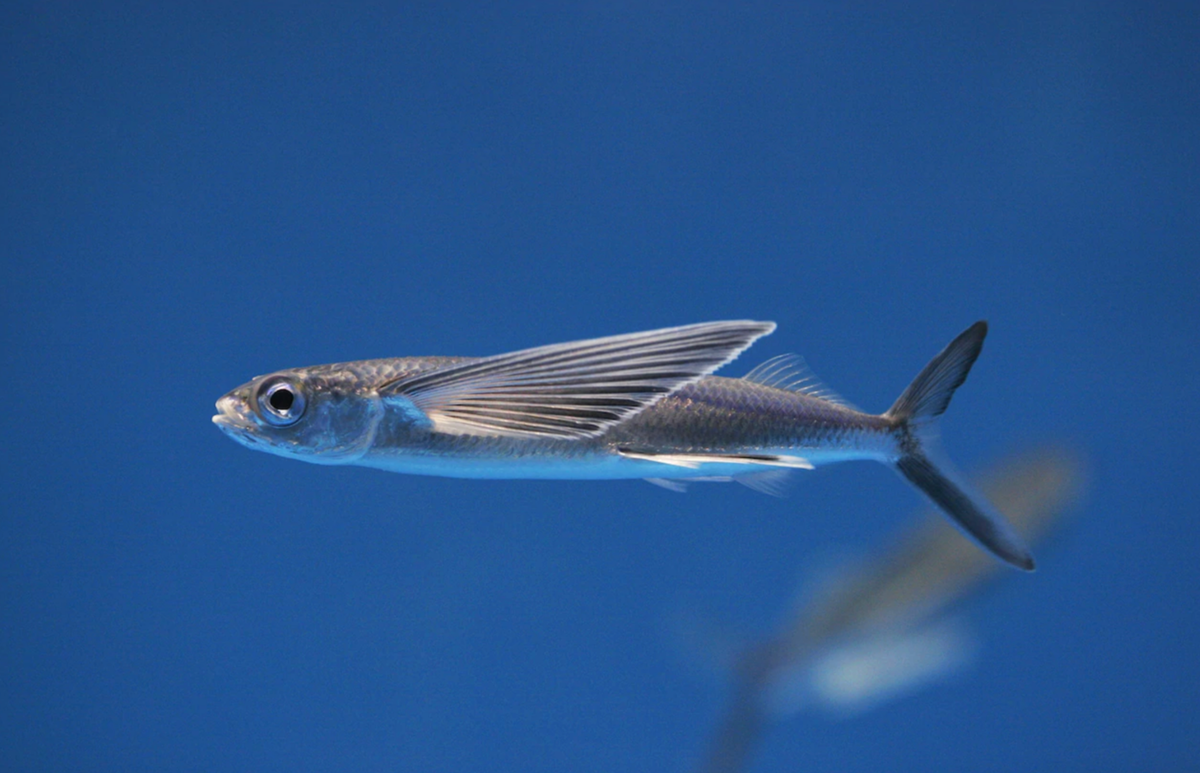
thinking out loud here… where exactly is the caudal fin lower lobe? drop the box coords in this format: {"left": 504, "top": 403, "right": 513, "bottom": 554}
{"left": 897, "top": 453, "right": 1036, "bottom": 571}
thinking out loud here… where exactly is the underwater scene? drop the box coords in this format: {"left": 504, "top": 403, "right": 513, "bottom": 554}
{"left": 3, "top": 5, "right": 1197, "bottom": 771}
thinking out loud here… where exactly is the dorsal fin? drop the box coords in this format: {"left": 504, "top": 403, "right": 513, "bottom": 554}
{"left": 743, "top": 354, "right": 855, "bottom": 408}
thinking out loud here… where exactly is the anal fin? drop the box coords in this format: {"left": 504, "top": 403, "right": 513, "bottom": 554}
{"left": 644, "top": 477, "right": 694, "bottom": 493}
{"left": 644, "top": 469, "right": 796, "bottom": 497}
{"left": 734, "top": 469, "right": 796, "bottom": 497}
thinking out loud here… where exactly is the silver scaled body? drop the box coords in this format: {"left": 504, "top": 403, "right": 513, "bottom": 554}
{"left": 213, "top": 320, "right": 1032, "bottom": 570}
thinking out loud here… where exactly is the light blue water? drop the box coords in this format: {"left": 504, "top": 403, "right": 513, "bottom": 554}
{"left": 3, "top": 5, "right": 1197, "bottom": 771}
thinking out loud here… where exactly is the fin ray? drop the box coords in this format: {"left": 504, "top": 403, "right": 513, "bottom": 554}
{"left": 734, "top": 468, "right": 796, "bottom": 497}
{"left": 743, "top": 353, "right": 854, "bottom": 408}
{"left": 378, "top": 321, "right": 775, "bottom": 439}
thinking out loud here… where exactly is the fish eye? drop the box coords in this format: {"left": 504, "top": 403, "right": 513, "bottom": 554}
{"left": 256, "top": 377, "right": 307, "bottom": 426}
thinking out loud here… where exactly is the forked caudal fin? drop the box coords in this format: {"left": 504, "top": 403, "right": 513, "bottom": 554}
{"left": 885, "top": 322, "right": 1036, "bottom": 571}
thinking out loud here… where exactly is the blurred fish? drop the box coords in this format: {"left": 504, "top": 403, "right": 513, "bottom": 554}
{"left": 213, "top": 320, "right": 1032, "bottom": 568}
{"left": 692, "top": 446, "right": 1086, "bottom": 773}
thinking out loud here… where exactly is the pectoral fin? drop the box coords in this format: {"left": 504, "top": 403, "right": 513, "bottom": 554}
{"left": 377, "top": 321, "right": 775, "bottom": 439}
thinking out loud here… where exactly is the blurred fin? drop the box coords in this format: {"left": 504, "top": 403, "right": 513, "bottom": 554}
{"left": 794, "top": 620, "right": 977, "bottom": 716}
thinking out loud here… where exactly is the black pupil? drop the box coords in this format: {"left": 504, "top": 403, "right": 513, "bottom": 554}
{"left": 269, "top": 387, "right": 295, "bottom": 412}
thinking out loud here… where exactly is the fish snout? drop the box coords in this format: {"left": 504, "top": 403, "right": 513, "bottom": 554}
{"left": 212, "top": 392, "right": 256, "bottom": 432}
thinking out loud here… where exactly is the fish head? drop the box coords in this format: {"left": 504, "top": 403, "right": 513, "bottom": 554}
{"left": 212, "top": 366, "right": 384, "bottom": 464}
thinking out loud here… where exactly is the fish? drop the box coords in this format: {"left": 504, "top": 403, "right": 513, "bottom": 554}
{"left": 212, "top": 320, "right": 1032, "bottom": 569}
{"left": 690, "top": 446, "right": 1085, "bottom": 773}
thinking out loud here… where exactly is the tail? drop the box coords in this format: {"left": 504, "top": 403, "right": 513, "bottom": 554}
{"left": 885, "top": 322, "right": 1036, "bottom": 571}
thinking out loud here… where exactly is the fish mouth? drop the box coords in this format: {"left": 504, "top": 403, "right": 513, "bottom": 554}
{"left": 212, "top": 394, "right": 263, "bottom": 444}
{"left": 213, "top": 394, "right": 250, "bottom": 426}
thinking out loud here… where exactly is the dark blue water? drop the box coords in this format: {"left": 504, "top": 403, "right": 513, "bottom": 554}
{"left": 4, "top": 5, "right": 1197, "bottom": 771}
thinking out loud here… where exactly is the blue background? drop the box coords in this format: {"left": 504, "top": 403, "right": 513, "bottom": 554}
{"left": 3, "top": 3, "right": 1197, "bottom": 771}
